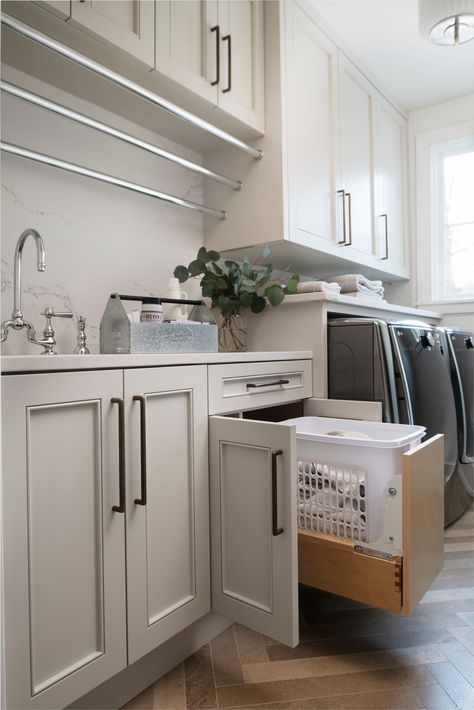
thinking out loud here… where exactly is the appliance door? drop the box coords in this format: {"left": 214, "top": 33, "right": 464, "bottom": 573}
{"left": 327, "top": 320, "right": 398, "bottom": 422}
{"left": 389, "top": 325, "right": 458, "bottom": 484}
{"left": 447, "top": 331, "right": 474, "bottom": 463}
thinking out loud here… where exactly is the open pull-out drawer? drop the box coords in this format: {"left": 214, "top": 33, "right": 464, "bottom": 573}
{"left": 209, "top": 400, "right": 444, "bottom": 648}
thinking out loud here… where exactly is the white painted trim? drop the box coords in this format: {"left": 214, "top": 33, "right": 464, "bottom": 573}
{"left": 415, "top": 120, "right": 474, "bottom": 307}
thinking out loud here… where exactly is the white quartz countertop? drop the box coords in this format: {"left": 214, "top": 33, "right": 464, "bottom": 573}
{"left": 282, "top": 292, "right": 442, "bottom": 319}
{"left": 1, "top": 350, "right": 313, "bottom": 374}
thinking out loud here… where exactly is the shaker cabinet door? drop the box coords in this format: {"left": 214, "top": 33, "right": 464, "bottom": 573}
{"left": 286, "top": 2, "right": 341, "bottom": 253}
{"left": 209, "top": 415, "right": 299, "bottom": 647}
{"left": 375, "top": 95, "right": 408, "bottom": 274}
{"left": 155, "top": 0, "right": 219, "bottom": 104}
{"left": 338, "top": 55, "right": 376, "bottom": 260}
{"left": 2, "top": 370, "right": 127, "bottom": 710}
{"left": 70, "top": 0, "right": 155, "bottom": 66}
{"left": 125, "top": 365, "right": 210, "bottom": 664}
{"left": 217, "top": 0, "right": 265, "bottom": 131}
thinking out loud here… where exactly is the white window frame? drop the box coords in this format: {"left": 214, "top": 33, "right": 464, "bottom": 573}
{"left": 416, "top": 121, "right": 474, "bottom": 311}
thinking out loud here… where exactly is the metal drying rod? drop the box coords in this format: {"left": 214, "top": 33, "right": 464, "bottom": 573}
{"left": 1, "top": 82, "right": 242, "bottom": 191}
{"left": 1, "top": 13, "right": 263, "bottom": 160}
{"left": 1, "top": 142, "right": 227, "bottom": 220}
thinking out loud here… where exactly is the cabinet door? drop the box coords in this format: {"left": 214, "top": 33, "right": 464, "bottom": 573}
{"left": 156, "top": 0, "right": 218, "bottom": 104}
{"left": 2, "top": 370, "right": 127, "bottom": 710}
{"left": 209, "top": 416, "right": 299, "bottom": 647}
{"left": 70, "top": 0, "right": 155, "bottom": 66}
{"left": 34, "top": 0, "right": 71, "bottom": 19}
{"left": 338, "top": 55, "right": 376, "bottom": 259}
{"left": 125, "top": 365, "right": 210, "bottom": 664}
{"left": 375, "top": 96, "right": 408, "bottom": 274}
{"left": 286, "top": 3, "right": 342, "bottom": 253}
{"left": 217, "top": 0, "right": 265, "bottom": 131}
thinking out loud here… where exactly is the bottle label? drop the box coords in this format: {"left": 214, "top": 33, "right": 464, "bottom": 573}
{"left": 140, "top": 311, "right": 163, "bottom": 323}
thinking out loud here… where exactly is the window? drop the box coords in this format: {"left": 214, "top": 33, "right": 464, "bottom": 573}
{"left": 417, "top": 124, "right": 474, "bottom": 307}
{"left": 434, "top": 139, "right": 474, "bottom": 300}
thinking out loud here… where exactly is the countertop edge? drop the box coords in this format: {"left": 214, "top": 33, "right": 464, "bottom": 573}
{"left": 1, "top": 351, "right": 314, "bottom": 374}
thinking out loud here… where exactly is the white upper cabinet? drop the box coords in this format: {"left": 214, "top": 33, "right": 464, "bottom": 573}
{"left": 70, "top": 0, "right": 155, "bottom": 66}
{"left": 156, "top": 0, "right": 219, "bottom": 104}
{"left": 156, "top": 0, "right": 264, "bottom": 131}
{"left": 34, "top": 0, "right": 71, "bottom": 19}
{"left": 2, "top": 370, "right": 127, "bottom": 710}
{"left": 338, "top": 55, "right": 376, "bottom": 260}
{"left": 124, "top": 365, "right": 210, "bottom": 664}
{"left": 217, "top": 0, "right": 265, "bottom": 131}
{"left": 285, "top": 2, "right": 341, "bottom": 253}
{"left": 375, "top": 95, "right": 408, "bottom": 274}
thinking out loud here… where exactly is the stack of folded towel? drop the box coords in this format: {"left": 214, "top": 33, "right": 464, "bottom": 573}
{"left": 325, "top": 274, "right": 385, "bottom": 300}
{"left": 296, "top": 280, "right": 341, "bottom": 296}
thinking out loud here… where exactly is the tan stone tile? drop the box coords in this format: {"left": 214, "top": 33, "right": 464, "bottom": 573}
{"left": 419, "top": 587, "right": 474, "bottom": 604}
{"left": 444, "top": 542, "right": 474, "bottom": 552}
{"left": 233, "top": 624, "right": 272, "bottom": 664}
{"left": 210, "top": 627, "right": 244, "bottom": 687}
{"left": 225, "top": 686, "right": 424, "bottom": 709}
{"left": 448, "top": 625, "right": 474, "bottom": 653}
{"left": 414, "top": 681, "right": 458, "bottom": 709}
{"left": 217, "top": 666, "right": 434, "bottom": 708}
{"left": 428, "top": 660, "right": 474, "bottom": 709}
{"left": 184, "top": 644, "right": 217, "bottom": 709}
{"left": 122, "top": 685, "right": 154, "bottom": 709}
{"left": 153, "top": 664, "right": 186, "bottom": 710}
{"left": 242, "top": 644, "right": 446, "bottom": 684}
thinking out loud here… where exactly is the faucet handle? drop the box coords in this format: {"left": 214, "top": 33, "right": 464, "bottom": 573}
{"left": 41, "top": 307, "right": 73, "bottom": 319}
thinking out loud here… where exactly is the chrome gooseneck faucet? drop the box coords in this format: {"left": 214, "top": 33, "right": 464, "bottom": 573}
{"left": 1, "top": 229, "right": 72, "bottom": 353}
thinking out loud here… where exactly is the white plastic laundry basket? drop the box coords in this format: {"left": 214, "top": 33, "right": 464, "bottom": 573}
{"left": 283, "top": 417, "right": 426, "bottom": 544}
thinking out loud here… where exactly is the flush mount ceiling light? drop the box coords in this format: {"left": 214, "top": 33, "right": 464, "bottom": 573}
{"left": 419, "top": 0, "right": 474, "bottom": 45}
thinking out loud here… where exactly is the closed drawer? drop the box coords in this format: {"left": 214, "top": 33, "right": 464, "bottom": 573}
{"left": 208, "top": 360, "right": 312, "bottom": 415}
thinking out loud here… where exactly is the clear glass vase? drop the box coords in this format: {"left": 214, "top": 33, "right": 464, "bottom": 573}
{"left": 218, "top": 313, "right": 247, "bottom": 352}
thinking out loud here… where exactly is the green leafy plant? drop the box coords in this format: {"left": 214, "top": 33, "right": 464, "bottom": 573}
{"left": 174, "top": 246, "right": 300, "bottom": 318}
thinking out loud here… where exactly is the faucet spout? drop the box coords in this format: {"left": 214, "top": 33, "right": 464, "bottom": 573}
{"left": 13, "top": 228, "right": 46, "bottom": 324}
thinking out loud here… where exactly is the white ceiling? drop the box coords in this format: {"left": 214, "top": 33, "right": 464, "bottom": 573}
{"left": 310, "top": 0, "right": 474, "bottom": 111}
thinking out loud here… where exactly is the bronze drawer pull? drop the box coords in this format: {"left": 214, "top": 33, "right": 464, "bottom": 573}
{"left": 246, "top": 379, "right": 290, "bottom": 389}
{"left": 222, "top": 34, "right": 231, "bottom": 93}
{"left": 272, "top": 449, "right": 284, "bottom": 536}
{"left": 337, "top": 189, "right": 346, "bottom": 244}
{"left": 111, "top": 397, "right": 126, "bottom": 513}
{"left": 211, "top": 25, "right": 220, "bottom": 86}
{"left": 133, "top": 395, "right": 147, "bottom": 506}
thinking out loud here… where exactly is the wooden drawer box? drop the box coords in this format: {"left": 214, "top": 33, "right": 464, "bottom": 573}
{"left": 208, "top": 359, "right": 312, "bottom": 414}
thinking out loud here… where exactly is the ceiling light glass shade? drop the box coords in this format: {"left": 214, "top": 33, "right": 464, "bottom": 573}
{"left": 419, "top": 0, "right": 474, "bottom": 45}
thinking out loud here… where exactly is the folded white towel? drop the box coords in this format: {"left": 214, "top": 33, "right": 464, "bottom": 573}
{"left": 325, "top": 274, "right": 384, "bottom": 297}
{"left": 296, "top": 281, "right": 341, "bottom": 295}
{"left": 344, "top": 291, "right": 387, "bottom": 303}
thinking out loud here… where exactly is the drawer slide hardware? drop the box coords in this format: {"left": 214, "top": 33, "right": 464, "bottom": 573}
{"left": 354, "top": 545, "right": 395, "bottom": 561}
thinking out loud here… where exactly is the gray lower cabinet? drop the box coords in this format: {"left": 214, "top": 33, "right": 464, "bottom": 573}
{"left": 1, "top": 365, "right": 210, "bottom": 709}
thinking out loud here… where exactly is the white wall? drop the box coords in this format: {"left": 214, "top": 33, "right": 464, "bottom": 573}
{"left": 1, "top": 66, "right": 204, "bottom": 355}
{"left": 385, "top": 93, "right": 474, "bottom": 331}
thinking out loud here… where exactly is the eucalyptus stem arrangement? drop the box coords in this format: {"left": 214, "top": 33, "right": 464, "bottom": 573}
{"left": 174, "top": 246, "right": 300, "bottom": 351}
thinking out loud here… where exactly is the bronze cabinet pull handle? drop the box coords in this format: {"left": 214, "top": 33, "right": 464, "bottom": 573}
{"left": 246, "top": 379, "right": 290, "bottom": 389}
{"left": 211, "top": 25, "right": 220, "bottom": 86}
{"left": 337, "top": 190, "right": 346, "bottom": 244}
{"left": 111, "top": 397, "right": 126, "bottom": 513}
{"left": 344, "top": 191, "right": 352, "bottom": 246}
{"left": 272, "top": 450, "right": 284, "bottom": 536}
{"left": 133, "top": 395, "right": 147, "bottom": 506}
{"left": 222, "top": 34, "right": 231, "bottom": 93}
{"left": 381, "top": 213, "right": 389, "bottom": 260}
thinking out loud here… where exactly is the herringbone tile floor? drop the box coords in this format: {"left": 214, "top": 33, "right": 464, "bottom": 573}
{"left": 124, "top": 505, "right": 474, "bottom": 710}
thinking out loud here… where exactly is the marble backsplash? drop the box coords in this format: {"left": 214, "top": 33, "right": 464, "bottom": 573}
{"left": 1, "top": 66, "right": 204, "bottom": 355}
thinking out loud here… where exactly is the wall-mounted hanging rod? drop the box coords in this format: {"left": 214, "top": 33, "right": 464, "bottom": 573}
{"left": 1, "top": 82, "right": 242, "bottom": 191}
{"left": 1, "top": 13, "right": 263, "bottom": 161}
{"left": 1, "top": 142, "right": 226, "bottom": 220}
